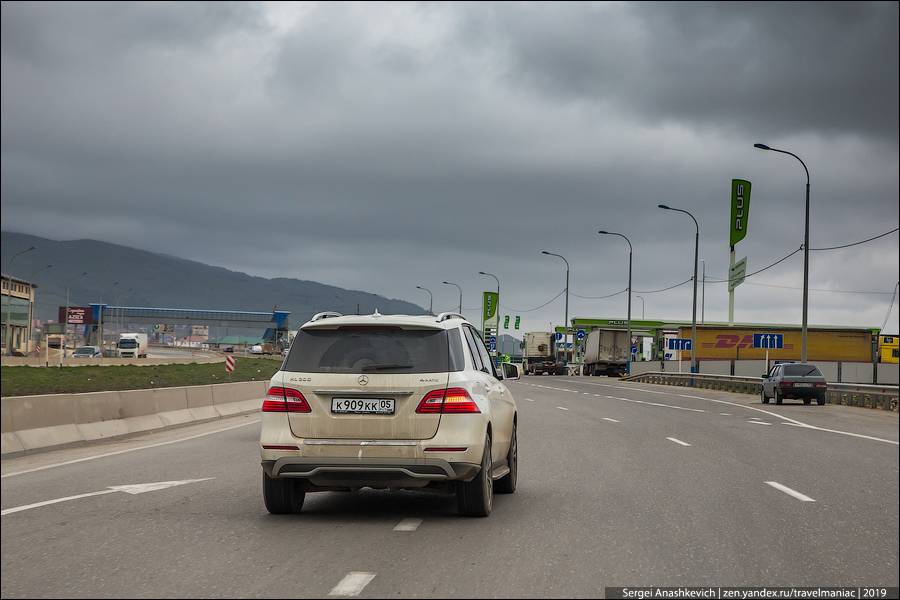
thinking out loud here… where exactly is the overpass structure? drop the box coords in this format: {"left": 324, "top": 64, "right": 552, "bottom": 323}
{"left": 86, "top": 306, "right": 291, "bottom": 348}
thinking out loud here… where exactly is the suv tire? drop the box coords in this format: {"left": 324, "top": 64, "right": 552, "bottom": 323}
{"left": 495, "top": 424, "right": 517, "bottom": 494}
{"left": 457, "top": 435, "right": 492, "bottom": 517}
{"left": 761, "top": 388, "right": 769, "bottom": 404}
{"left": 774, "top": 388, "right": 783, "bottom": 405}
{"left": 263, "top": 472, "right": 306, "bottom": 514}
{"left": 817, "top": 395, "right": 826, "bottom": 406}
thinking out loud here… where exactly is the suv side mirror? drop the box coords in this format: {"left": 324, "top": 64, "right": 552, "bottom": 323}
{"left": 501, "top": 362, "right": 520, "bottom": 381}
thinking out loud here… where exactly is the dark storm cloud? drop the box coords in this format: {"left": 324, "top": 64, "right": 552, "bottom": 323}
{"left": 1, "top": 2, "right": 897, "bottom": 334}
{"left": 494, "top": 1, "right": 899, "bottom": 141}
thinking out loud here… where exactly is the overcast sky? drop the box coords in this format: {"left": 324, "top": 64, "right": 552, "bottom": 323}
{"left": 2, "top": 1, "right": 898, "bottom": 336}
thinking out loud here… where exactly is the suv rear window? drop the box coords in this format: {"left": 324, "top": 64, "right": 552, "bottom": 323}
{"left": 283, "top": 327, "right": 465, "bottom": 374}
{"left": 783, "top": 364, "right": 823, "bottom": 377}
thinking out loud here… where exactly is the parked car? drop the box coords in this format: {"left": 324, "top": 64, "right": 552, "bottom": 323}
{"left": 250, "top": 344, "right": 264, "bottom": 355}
{"left": 223, "top": 346, "right": 234, "bottom": 353}
{"left": 761, "top": 363, "right": 828, "bottom": 405}
{"left": 260, "top": 311, "right": 520, "bottom": 517}
{"left": 73, "top": 346, "right": 103, "bottom": 358}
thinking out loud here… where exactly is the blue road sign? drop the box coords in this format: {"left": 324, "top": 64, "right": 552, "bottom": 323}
{"left": 668, "top": 338, "right": 692, "bottom": 351}
{"left": 577, "top": 329, "right": 586, "bottom": 340}
{"left": 753, "top": 333, "right": 784, "bottom": 349}
{"left": 631, "top": 345, "right": 638, "bottom": 355}
{"left": 556, "top": 332, "right": 563, "bottom": 341}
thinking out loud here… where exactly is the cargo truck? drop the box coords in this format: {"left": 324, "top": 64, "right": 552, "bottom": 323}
{"left": 118, "top": 332, "right": 148, "bottom": 358}
{"left": 522, "top": 331, "right": 564, "bottom": 375}
{"left": 583, "top": 328, "right": 630, "bottom": 376}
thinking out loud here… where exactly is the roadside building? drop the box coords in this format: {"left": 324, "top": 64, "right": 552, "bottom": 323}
{"left": 1, "top": 273, "right": 37, "bottom": 355}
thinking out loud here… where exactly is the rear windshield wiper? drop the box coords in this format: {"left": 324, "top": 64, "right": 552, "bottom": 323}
{"left": 361, "top": 364, "right": 414, "bottom": 371}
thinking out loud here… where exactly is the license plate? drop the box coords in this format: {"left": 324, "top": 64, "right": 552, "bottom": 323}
{"left": 332, "top": 398, "right": 395, "bottom": 414}
{"left": 794, "top": 382, "right": 812, "bottom": 387}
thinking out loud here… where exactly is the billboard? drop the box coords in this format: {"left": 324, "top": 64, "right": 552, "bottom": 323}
{"left": 58, "top": 306, "right": 94, "bottom": 325}
{"left": 730, "top": 179, "right": 751, "bottom": 247}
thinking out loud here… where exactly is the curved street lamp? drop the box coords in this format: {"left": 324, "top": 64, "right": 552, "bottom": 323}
{"left": 5, "top": 245, "right": 35, "bottom": 355}
{"left": 599, "top": 231, "right": 633, "bottom": 364}
{"left": 754, "top": 143, "right": 811, "bottom": 362}
{"left": 442, "top": 281, "right": 462, "bottom": 314}
{"left": 636, "top": 295, "right": 645, "bottom": 320}
{"left": 416, "top": 286, "right": 433, "bottom": 316}
{"left": 64, "top": 271, "right": 88, "bottom": 357}
{"left": 542, "top": 251, "right": 569, "bottom": 369}
{"left": 658, "top": 204, "right": 699, "bottom": 374}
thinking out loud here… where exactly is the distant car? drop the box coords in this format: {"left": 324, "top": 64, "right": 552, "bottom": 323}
{"left": 73, "top": 346, "right": 102, "bottom": 358}
{"left": 223, "top": 346, "right": 234, "bottom": 353}
{"left": 281, "top": 348, "right": 288, "bottom": 356}
{"left": 260, "top": 311, "right": 520, "bottom": 517}
{"left": 761, "top": 363, "right": 828, "bottom": 405}
{"left": 250, "top": 344, "right": 264, "bottom": 355}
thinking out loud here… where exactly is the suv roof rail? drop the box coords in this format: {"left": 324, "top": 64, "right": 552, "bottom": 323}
{"left": 436, "top": 312, "right": 466, "bottom": 323}
{"left": 310, "top": 311, "right": 344, "bottom": 322}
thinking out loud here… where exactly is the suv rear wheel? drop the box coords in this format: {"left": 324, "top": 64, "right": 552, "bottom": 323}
{"left": 760, "top": 388, "right": 769, "bottom": 404}
{"left": 495, "top": 424, "right": 517, "bottom": 494}
{"left": 774, "top": 388, "right": 783, "bottom": 405}
{"left": 457, "top": 435, "right": 492, "bottom": 517}
{"left": 263, "top": 472, "right": 306, "bottom": 514}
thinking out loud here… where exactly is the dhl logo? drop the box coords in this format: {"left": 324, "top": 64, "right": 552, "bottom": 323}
{"left": 702, "top": 334, "right": 795, "bottom": 349}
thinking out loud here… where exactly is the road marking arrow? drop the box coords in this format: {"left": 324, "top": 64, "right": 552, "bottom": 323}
{"left": 1, "top": 478, "right": 213, "bottom": 516}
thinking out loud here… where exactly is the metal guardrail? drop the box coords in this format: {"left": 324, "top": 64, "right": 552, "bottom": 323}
{"left": 622, "top": 371, "right": 899, "bottom": 412}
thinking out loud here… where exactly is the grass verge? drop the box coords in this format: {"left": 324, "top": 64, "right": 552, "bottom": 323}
{"left": 1, "top": 358, "right": 282, "bottom": 397}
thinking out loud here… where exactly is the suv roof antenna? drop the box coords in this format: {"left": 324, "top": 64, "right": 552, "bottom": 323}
{"left": 436, "top": 312, "right": 465, "bottom": 322}
{"left": 310, "top": 311, "right": 343, "bottom": 322}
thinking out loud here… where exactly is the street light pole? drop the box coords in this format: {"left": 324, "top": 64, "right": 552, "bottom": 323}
{"left": 754, "top": 143, "right": 810, "bottom": 363}
{"left": 64, "top": 271, "right": 88, "bottom": 357}
{"left": 442, "top": 281, "right": 462, "bottom": 314}
{"left": 416, "top": 286, "right": 433, "bottom": 316}
{"left": 542, "top": 251, "right": 569, "bottom": 370}
{"left": 115, "top": 288, "right": 133, "bottom": 356}
{"left": 5, "top": 245, "right": 35, "bottom": 355}
{"left": 636, "top": 295, "right": 645, "bottom": 319}
{"left": 27, "top": 264, "right": 52, "bottom": 354}
{"left": 700, "top": 259, "right": 706, "bottom": 325}
{"left": 479, "top": 271, "right": 500, "bottom": 361}
{"left": 599, "top": 231, "right": 633, "bottom": 366}
{"left": 658, "top": 205, "right": 699, "bottom": 374}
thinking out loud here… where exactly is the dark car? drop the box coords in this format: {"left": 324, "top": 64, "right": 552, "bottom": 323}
{"left": 761, "top": 363, "right": 828, "bottom": 405}
{"left": 223, "top": 346, "right": 234, "bottom": 353}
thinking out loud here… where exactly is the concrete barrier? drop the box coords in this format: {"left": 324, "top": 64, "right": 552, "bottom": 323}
{"left": 1, "top": 380, "right": 268, "bottom": 459}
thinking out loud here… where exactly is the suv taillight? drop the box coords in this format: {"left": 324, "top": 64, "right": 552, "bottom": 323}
{"left": 263, "top": 386, "right": 311, "bottom": 412}
{"left": 416, "top": 388, "right": 480, "bottom": 414}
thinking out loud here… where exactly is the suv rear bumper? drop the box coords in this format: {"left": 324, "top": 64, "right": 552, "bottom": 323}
{"left": 262, "top": 457, "right": 480, "bottom": 488}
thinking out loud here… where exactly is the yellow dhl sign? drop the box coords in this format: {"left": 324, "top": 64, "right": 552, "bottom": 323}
{"left": 678, "top": 327, "right": 872, "bottom": 362}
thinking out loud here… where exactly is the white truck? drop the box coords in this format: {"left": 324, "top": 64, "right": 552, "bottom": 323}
{"left": 118, "top": 332, "right": 148, "bottom": 358}
{"left": 582, "top": 328, "right": 630, "bottom": 377}
{"left": 522, "top": 331, "right": 564, "bottom": 375}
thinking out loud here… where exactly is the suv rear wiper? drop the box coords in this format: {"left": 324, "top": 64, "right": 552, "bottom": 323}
{"left": 361, "top": 364, "right": 414, "bottom": 371}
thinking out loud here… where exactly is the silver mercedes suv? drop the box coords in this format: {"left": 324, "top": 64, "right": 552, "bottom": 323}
{"left": 260, "top": 311, "right": 519, "bottom": 517}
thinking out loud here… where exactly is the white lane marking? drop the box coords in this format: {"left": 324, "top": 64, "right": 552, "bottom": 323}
{"left": 557, "top": 407, "right": 569, "bottom": 411}
{"left": 667, "top": 437, "right": 691, "bottom": 447}
{"left": 749, "top": 421, "right": 772, "bottom": 426}
{"left": 1, "top": 478, "right": 214, "bottom": 516}
{"left": 2, "top": 419, "right": 261, "bottom": 478}
{"left": 394, "top": 518, "right": 422, "bottom": 532}
{"left": 608, "top": 396, "right": 704, "bottom": 412}
{"left": 329, "top": 572, "right": 376, "bottom": 597}
{"left": 766, "top": 481, "right": 815, "bottom": 502}
{"left": 525, "top": 398, "right": 534, "bottom": 402}
{"left": 719, "top": 413, "right": 732, "bottom": 416}
{"left": 602, "top": 418, "right": 620, "bottom": 423}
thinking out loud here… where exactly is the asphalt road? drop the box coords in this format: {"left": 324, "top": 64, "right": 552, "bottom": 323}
{"left": 2, "top": 376, "right": 897, "bottom": 598}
